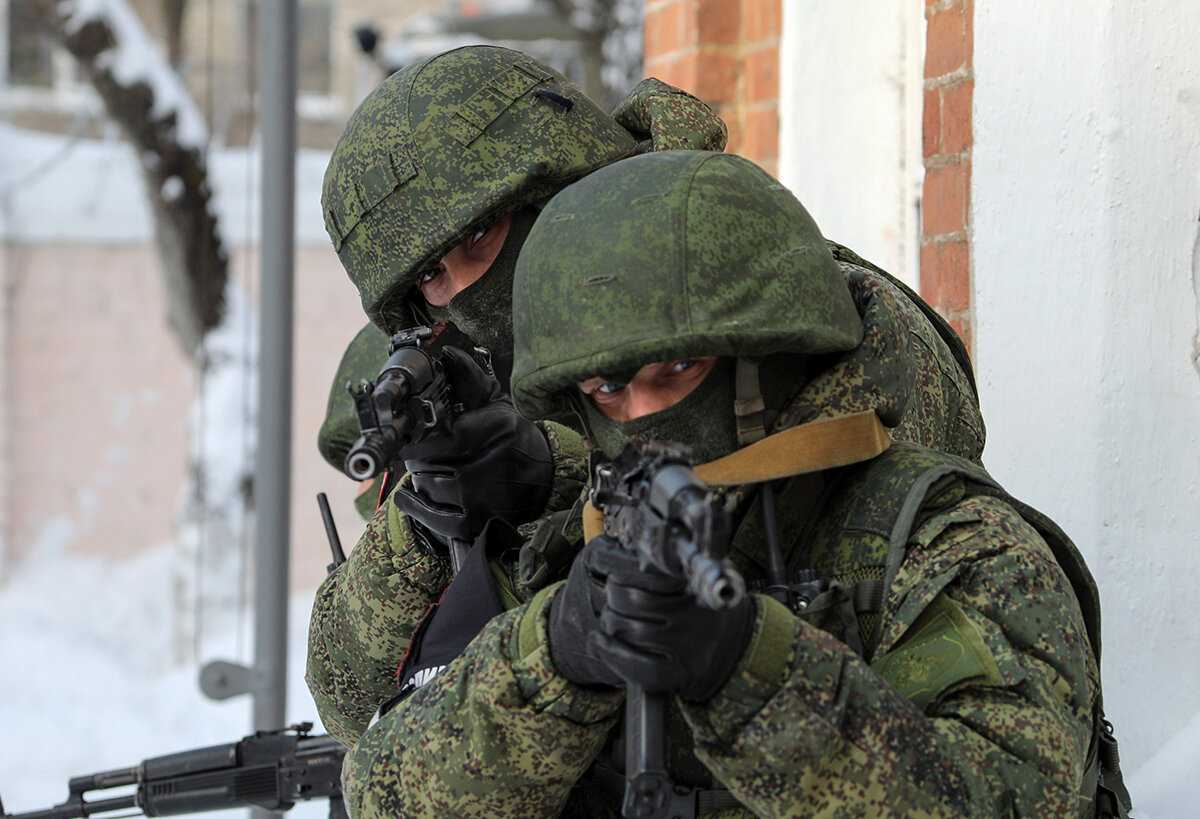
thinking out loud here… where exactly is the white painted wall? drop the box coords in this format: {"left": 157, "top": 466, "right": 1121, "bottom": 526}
{"left": 779, "top": 0, "right": 924, "bottom": 285}
{"left": 974, "top": 1, "right": 1200, "bottom": 810}
{"left": 780, "top": 3, "right": 1200, "bottom": 810}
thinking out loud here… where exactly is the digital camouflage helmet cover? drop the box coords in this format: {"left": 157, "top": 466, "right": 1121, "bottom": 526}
{"left": 511, "top": 151, "right": 864, "bottom": 421}
{"left": 322, "top": 45, "right": 638, "bottom": 332}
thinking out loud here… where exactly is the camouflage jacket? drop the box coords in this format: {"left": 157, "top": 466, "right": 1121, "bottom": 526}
{"left": 337, "top": 441, "right": 1097, "bottom": 818}
{"left": 305, "top": 256, "right": 988, "bottom": 747}
{"left": 307, "top": 290, "right": 1094, "bottom": 818}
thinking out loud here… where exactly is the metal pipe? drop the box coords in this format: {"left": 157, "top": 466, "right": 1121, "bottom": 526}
{"left": 253, "top": 0, "right": 296, "bottom": 760}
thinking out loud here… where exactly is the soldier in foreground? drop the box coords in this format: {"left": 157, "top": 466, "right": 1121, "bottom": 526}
{"left": 307, "top": 45, "right": 991, "bottom": 749}
{"left": 337, "top": 151, "right": 1128, "bottom": 817}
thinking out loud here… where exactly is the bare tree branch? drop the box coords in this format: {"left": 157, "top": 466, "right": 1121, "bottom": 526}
{"left": 31, "top": 0, "right": 227, "bottom": 360}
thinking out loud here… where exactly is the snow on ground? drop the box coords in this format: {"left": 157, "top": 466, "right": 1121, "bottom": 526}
{"left": 0, "top": 540, "right": 332, "bottom": 817}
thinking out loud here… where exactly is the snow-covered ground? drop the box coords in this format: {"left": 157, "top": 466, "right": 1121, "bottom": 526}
{"left": 0, "top": 540, "right": 333, "bottom": 817}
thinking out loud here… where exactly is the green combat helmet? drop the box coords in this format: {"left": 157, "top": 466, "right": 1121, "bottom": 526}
{"left": 317, "top": 322, "right": 391, "bottom": 520}
{"left": 322, "top": 45, "right": 639, "bottom": 334}
{"left": 511, "top": 150, "right": 864, "bottom": 438}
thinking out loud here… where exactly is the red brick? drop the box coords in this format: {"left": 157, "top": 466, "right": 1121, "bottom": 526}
{"left": 922, "top": 160, "right": 968, "bottom": 236}
{"left": 744, "top": 0, "right": 782, "bottom": 44}
{"left": 925, "top": 3, "right": 966, "bottom": 78}
{"left": 923, "top": 87, "right": 941, "bottom": 158}
{"left": 649, "top": 51, "right": 701, "bottom": 91}
{"left": 695, "top": 49, "right": 738, "bottom": 104}
{"left": 744, "top": 46, "right": 779, "bottom": 104}
{"left": 645, "top": 2, "right": 691, "bottom": 58}
{"left": 963, "top": 0, "right": 975, "bottom": 68}
{"left": 697, "top": 0, "right": 741, "bottom": 46}
{"left": 928, "top": 241, "right": 970, "bottom": 312}
{"left": 941, "top": 78, "right": 973, "bottom": 154}
{"left": 742, "top": 106, "right": 779, "bottom": 166}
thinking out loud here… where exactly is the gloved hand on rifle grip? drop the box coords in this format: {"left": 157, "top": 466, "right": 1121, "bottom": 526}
{"left": 548, "top": 534, "right": 625, "bottom": 689}
{"left": 549, "top": 535, "right": 756, "bottom": 702}
{"left": 392, "top": 346, "right": 553, "bottom": 549}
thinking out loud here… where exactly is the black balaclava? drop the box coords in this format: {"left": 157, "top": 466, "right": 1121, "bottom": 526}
{"left": 426, "top": 207, "right": 541, "bottom": 389}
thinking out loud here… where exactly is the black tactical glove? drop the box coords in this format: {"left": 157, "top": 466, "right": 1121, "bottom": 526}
{"left": 548, "top": 535, "right": 624, "bottom": 689}
{"left": 550, "top": 536, "right": 756, "bottom": 702}
{"left": 392, "top": 347, "right": 553, "bottom": 550}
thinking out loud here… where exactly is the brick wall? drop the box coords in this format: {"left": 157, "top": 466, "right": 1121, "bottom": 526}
{"left": 643, "top": 0, "right": 782, "bottom": 175}
{"left": 641, "top": 0, "right": 974, "bottom": 353}
{"left": 921, "top": 0, "right": 974, "bottom": 352}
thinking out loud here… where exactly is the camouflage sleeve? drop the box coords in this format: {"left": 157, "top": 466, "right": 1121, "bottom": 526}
{"left": 537, "top": 419, "right": 590, "bottom": 515}
{"left": 682, "top": 496, "right": 1097, "bottom": 817}
{"left": 341, "top": 585, "right": 622, "bottom": 818}
{"left": 305, "top": 496, "right": 451, "bottom": 746}
{"left": 306, "top": 420, "right": 584, "bottom": 748}
{"left": 611, "top": 77, "right": 728, "bottom": 153}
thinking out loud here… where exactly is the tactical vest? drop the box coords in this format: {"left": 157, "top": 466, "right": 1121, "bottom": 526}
{"left": 581, "top": 443, "right": 1131, "bottom": 818}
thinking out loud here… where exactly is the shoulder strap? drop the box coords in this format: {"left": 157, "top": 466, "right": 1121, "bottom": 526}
{"left": 883, "top": 451, "right": 1131, "bottom": 818}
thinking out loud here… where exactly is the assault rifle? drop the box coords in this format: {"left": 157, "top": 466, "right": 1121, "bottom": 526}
{"left": 0, "top": 724, "right": 346, "bottom": 819}
{"left": 590, "top": 440, "right": 744, "bottom": 819}
{"left": 343, "top": 326, "right": 453, "bottom": 482}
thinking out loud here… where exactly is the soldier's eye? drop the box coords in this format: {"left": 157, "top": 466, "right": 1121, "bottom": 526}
{"left": 596, "top": 382, "right": 624, "bottom": 395}
{"left": 468, "top": 226, "right": 489, "bottom": 246}
{"left": 417, "top": 267, "right": 442, "bottom": 285}
{"left": 668, "top": 359, "right": 699, "bottom": 374}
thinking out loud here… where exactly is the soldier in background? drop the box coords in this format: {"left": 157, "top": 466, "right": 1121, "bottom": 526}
{"left": 338, "top": 151, "right": 1126, "bottom": 817}
{"left": 308, "top": 44, "right": 730, "bottom": 744}
{"left": 317, "top": 322, "right": 392, "bottom": 522}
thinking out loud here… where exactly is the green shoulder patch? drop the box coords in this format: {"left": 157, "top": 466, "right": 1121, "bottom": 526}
{"left": 872, "top": 593, "right": 1003, "bottom": 712}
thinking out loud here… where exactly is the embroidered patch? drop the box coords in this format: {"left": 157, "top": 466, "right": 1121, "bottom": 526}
{"left": 872, "top": 593, "right": 1003, "bottom": 712}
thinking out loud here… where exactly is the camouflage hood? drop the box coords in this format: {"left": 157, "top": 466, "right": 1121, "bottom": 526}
{"left": 322, "top": 45, "right": 638, "bottom": 332}
{"left": 511, "top": 151, "right": 864, "bottom": 421}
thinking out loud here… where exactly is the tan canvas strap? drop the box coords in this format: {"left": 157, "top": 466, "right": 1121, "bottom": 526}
{"left": 696, "top": 409, "right": 890, "bottom": 486}
{"left": 583, "top": 410, "right": 891, "bottom": 542}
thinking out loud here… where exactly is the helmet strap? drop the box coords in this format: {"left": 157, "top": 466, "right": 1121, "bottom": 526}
{"left": 734, "top": 357, "right": 767, "bottom": 445}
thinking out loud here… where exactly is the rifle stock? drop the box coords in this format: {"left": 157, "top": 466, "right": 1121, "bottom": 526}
{"left": 1, "top": 724, "right": 346, "bottom": 819}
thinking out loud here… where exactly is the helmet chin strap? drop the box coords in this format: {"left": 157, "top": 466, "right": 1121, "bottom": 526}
{"left": 734, "top": 357, "right": 767, "bottom": 445}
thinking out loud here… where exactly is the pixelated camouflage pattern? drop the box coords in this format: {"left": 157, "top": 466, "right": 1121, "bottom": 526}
{"left": 305, "top": 495, "right": 450, "bottom": 746}
{"left": 777, "top": 259, "right": 987, "bottom": 463}
{"left": 305, "top": 419, "right": 589, "bottom": 747}
{"left": 511, "top": 151, "right": 864, "bottom": 420}
{"left": 336, "top": 441, "right": 1097, "bottom": 817}
{"left": 321, "top": 45, "right": 638, "bottom": 331}
{"left": 341, "top": 591, "right": 622, "bottom": 818}
{"left": 317, "top": 322, "right": 390, "bottom": 476}
{"left": 612, "top": 77, "right": 728, "bottom": 153}
{"left": 827, "top": 241, "right": 985, "bottom": 463}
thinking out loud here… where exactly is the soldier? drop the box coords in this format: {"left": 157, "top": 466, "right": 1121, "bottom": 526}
{"left": 337, "top": 151, "right": 1128, "bottom": 817}
{"left": 307, "top": 44, "right": 729, "bottom": 744}
{"left": 307, "top": 45, "right": 985, "bottom": 766}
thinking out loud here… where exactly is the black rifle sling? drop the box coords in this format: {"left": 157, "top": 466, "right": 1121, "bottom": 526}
{"left": 381, "top": 518, "right": 516, "bottom": 716}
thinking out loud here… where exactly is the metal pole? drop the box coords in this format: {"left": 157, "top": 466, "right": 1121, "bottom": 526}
{"left": 254, "top": 0, "right": 296, "bottom": 748}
